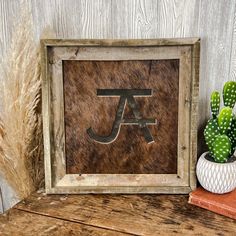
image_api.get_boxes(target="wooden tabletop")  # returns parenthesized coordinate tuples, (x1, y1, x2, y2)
(0, 192, 235, 235)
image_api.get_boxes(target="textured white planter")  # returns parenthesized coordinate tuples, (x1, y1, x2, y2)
(196, 152, 236, 194)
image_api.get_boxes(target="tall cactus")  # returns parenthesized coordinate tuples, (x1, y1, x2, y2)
(210, 91, 220, 118)
(204, 119, 221, 155)
(223, 81, 236, 108)
(212, 135, 231, 163)
(204, 81, 236, 163)
(218, 107, 233, 134)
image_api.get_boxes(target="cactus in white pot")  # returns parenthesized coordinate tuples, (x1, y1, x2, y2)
(196, 81, 236, 194)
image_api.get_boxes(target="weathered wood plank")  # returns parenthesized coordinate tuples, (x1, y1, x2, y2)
(1, 0, 236, 211)
(0, 178, 19, 215)
(30, 0, 54, 39)
(41, 38, 200, 46)
(15, 193, 236, 235)
(0, 0, 20, 58)
(0, 208, 127, 236)
(198, 0, 236, 127)
(0, 187, 3, 213)
(156, 0, 200, 38)
(190, 40, 200, 189)
(112, 0, 158, 38)
(79, 0, 113, 38)
(229, 4, 236, 82)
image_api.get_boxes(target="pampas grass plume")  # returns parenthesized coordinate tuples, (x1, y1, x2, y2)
(0, 2, 43, 199)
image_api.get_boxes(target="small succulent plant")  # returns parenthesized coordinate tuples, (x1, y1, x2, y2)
(204, 81, 236, 163)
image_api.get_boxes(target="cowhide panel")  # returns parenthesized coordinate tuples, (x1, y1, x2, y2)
(63, 59, 179, 174)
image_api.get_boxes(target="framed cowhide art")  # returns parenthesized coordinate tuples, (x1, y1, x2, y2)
(41, 38, 200, 194)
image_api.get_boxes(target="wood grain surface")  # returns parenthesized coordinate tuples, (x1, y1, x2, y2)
(0, 209, 126, 236)
(1, 0, 236, 210)
(63, 59, 179, 174)
(1, 192, 233, 235)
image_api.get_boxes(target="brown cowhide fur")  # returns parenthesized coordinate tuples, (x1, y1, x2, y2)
(63, 60, 179, 174)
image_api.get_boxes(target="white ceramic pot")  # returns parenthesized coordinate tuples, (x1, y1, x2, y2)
(196, 152, 236, 194)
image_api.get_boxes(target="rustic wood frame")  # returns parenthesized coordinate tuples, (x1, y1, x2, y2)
(41, 38, 200, 194)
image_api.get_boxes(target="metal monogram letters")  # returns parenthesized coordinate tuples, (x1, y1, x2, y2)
(87, 89, 157, 144)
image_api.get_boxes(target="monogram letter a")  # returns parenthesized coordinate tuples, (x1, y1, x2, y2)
(87, 89, 157, 144)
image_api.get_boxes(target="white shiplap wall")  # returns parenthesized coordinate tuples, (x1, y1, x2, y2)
(0, 0, 236, 211)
